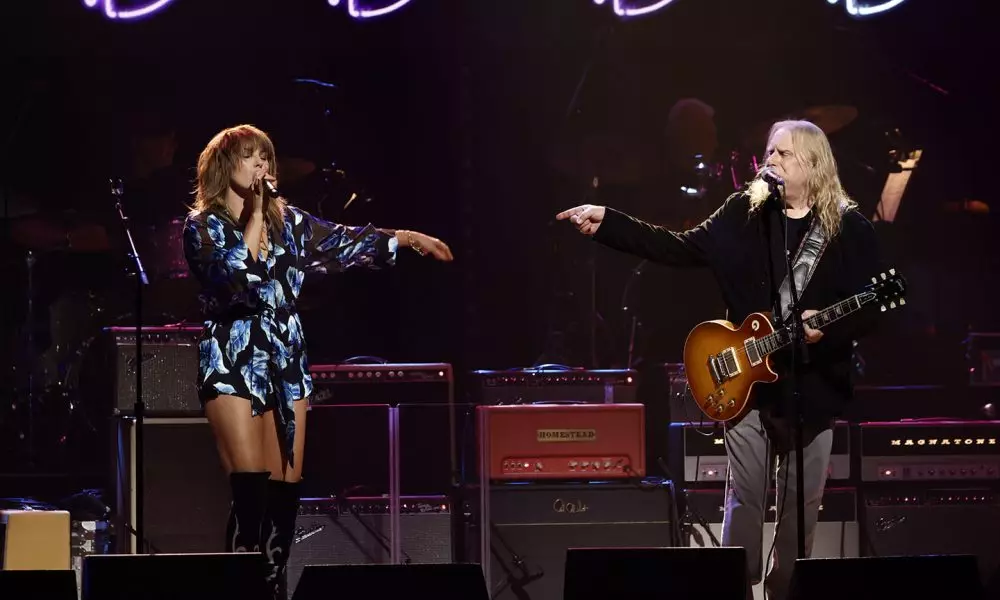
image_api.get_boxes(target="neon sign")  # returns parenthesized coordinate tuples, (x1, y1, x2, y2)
(826, 0, 909, 17)
(83, 0, 909, 21)
(83, 0, 176, 19)
(82, 0, 414, 20)
(592, 0, 678, 18)
(327, 0, 415, 19)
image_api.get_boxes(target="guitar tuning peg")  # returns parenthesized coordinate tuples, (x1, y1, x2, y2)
(889, 268, 896, 275)
(899, 298, 906, 305)
(881, 273, 887, 280)
(872, 277, 878, 283)
(890, 301, 897, 309)
(881, 305, 887, 312)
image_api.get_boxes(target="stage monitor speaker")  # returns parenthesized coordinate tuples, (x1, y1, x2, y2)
(685, 486, 859, 600)
(788, 554, 985, 600)
(564, 547, 747, 600)
(82, 553, 268, 600)
(477, 480, 674, 600)
(114, 417, 229, 553)
(0, 569, 77, 600)
(291, 563, 489, 600)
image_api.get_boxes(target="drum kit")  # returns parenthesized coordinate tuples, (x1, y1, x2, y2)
(549, 103, 861, 207)
(0, 191, 203, 471)
(0, 148, 346, 472)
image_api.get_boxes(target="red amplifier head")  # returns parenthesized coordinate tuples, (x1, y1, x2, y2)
(476, 403, 646, 481)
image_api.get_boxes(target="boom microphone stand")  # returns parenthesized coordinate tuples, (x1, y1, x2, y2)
(111, 179, 149, 552)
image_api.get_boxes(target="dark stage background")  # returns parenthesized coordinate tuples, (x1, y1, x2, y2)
(1, 0, 998, 485)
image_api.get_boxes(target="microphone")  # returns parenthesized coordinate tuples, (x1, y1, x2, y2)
(760, 166, 784, 189)
(758, 166, 784, 204)
(264, 179, 280, 197)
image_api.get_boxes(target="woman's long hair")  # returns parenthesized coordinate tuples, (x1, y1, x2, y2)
(747, 119, 855, 238)
(189, 124, 286, 232)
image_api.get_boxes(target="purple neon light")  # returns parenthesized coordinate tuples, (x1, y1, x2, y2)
(826, 0, 908, 16)
(592, 0, 678, 17)
(83, 0, 176, 19)
(327, 0, 414, 18)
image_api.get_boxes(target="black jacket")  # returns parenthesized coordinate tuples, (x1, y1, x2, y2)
(593, 192, 884, 426)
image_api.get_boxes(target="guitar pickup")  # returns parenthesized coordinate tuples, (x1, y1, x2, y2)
(709, 348, 741, 385)
(744, 337, 762, 366)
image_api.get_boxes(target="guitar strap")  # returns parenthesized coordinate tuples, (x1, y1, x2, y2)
(776, 200, 850, 323)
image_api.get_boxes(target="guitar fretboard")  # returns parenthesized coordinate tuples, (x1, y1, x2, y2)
(754, 293, 869, 356)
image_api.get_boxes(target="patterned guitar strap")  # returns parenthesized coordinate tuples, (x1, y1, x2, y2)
(776, 200, 850, 324)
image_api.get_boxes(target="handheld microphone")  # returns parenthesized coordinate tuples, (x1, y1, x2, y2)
(264, 179, 280, 197)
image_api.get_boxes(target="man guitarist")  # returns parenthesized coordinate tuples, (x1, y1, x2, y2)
(557, 120, 882, 600)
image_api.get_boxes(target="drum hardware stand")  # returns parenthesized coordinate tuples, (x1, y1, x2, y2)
(554, 14, 616, 368)
(110, 178, 150, 552)
(621, 259, 647, 369)
(24, 249, 37, 469)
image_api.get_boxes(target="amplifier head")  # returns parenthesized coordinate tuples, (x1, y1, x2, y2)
(308, 363, 453, 407)
(468, 368, 637, 405)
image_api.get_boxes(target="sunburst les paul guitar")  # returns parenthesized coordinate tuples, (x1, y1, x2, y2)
(683, 269, 907, 422)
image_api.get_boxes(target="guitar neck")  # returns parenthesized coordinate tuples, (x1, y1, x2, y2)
(755, 293, 869, 356)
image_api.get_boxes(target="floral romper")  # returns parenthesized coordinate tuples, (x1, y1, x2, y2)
(183, 205, 397, 465)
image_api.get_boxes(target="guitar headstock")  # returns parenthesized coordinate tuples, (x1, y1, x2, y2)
(866, 268, 907, 312)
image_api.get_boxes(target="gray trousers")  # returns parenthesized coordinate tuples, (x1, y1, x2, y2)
(721, 409, 833, 600)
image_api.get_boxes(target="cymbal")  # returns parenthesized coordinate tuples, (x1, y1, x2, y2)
(549, 132, 651, 186)
(9, 212, 110, 253)
(277, 157, 316, 184)
(741, 105, 858, 150)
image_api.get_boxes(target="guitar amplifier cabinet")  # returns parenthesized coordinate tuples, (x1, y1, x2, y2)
(307, 363, 458, 496)
(684, 486, 859, 600)
(469, 480, 673, 600)
(113, 416, 229, 554)
(468, 368, 637, 406)
(287, 496, 453, 597)
(861, 485, 1000, 594)
(668, 420, 852, 484)
(89, 326, 203, 416)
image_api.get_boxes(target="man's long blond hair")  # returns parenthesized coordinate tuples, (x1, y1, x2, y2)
(189, 124, 286, 231)
(747, 120, 855, 238)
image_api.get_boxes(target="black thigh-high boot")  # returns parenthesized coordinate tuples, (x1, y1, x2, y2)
(261, 479, 301, 600)
(226, 471, 271, 553)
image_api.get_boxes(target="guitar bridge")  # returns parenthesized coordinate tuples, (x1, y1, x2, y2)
(708, 347, 741, 385)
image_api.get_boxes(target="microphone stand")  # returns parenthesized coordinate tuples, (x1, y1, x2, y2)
(777, 191, 808, 561)
(111, 179, 150, 553)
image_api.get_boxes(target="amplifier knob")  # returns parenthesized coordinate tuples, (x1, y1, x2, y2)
(569, 461, 578, 468)
(603, 461, 611, 468)
(535, 462, 543, 471)
(581, 461, 590, 467)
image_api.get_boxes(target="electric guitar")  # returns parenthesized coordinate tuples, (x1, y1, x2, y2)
(682, 269, 907, 422)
